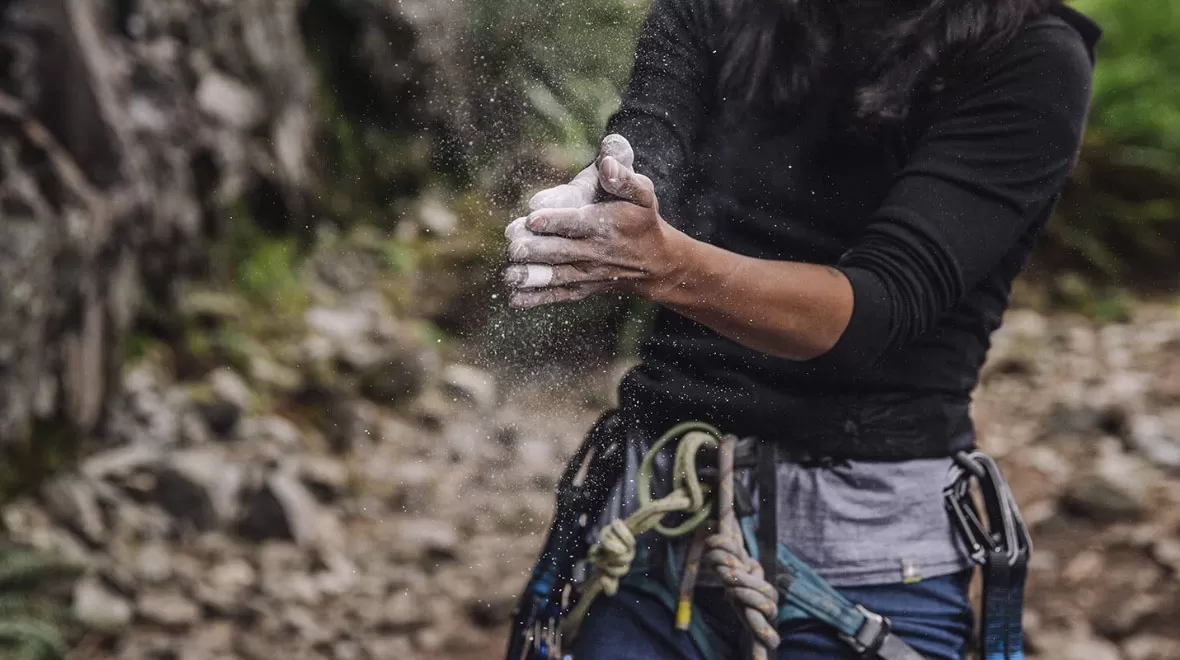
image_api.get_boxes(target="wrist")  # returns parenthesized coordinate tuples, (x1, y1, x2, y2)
(640, 223, 700, 305)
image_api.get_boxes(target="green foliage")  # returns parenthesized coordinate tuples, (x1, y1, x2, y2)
(315, 87, 435, 227)
(1072, 0, 1180, 166)
(237, 238, 308, 316)
(465, 0, 646, 171)
(1038, 1, 1180, 287)
(209, 200, 309, 318)
(0, 546, 82, 660)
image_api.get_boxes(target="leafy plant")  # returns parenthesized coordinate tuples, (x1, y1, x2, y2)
(0, 545, 82, 660)
(1071, 0, 1180, 167)
(465, 0, 646, 174)
(1035, 1, 1180, 288)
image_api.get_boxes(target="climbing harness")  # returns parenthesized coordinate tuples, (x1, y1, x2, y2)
(508, 420, 1031, 660)
(944, 451, 1032, 660)
(561, 422, 781, 658)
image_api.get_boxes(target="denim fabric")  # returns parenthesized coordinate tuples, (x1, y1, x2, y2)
(571, 569, 974, 660)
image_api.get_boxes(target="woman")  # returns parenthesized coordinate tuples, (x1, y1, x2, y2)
(505, 0, 1099, 658)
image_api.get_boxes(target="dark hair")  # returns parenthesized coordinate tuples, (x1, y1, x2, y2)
(719, 0, 1057, 127)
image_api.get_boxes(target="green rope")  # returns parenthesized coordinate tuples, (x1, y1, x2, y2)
(561, 421, 721, 638)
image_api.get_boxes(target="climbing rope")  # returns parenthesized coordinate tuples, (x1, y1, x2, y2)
(702, 430, 780, 659)
(560, 421, 717, 637)
(560, 422, 780, 660)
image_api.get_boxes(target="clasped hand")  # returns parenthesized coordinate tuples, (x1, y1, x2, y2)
(503, 135, 682, 309)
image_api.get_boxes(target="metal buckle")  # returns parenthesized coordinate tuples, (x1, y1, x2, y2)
(840, 604, 892, 658)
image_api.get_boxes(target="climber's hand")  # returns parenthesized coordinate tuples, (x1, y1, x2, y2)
(526, 134, 635, 211)
(504, 153, 686, 308)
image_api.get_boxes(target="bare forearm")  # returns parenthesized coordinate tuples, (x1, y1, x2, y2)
(650, 230, 854, 361)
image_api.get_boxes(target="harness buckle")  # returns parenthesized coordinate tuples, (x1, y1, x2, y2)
(841, 604, 892, 658)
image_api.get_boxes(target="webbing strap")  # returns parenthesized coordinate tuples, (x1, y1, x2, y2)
(739, 518, 926, 660)
(756, 442, 779, 595)
(982, 550, 1029, 660)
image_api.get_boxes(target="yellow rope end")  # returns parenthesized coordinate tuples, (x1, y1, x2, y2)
(675, 599, 693, 630)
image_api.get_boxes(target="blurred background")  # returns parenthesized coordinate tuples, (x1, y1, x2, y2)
(0, 0, 1176, 658)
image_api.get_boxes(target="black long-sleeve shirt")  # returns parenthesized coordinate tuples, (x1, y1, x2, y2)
(609, 0, 1100, 459)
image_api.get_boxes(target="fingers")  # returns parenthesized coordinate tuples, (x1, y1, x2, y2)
(528, 165, 597, 211)
(503, 262, 621, 288)
(504, 216, 530, 242)
(503, 264, 556, 288)
(527, 134, 635, 211)
(528, 160, 601, 211)
(508, 282, 614, 309)
(598, 156, 657, 210)
(507, 234, 600, 264)
(597, 134, 635, 170)
(524, 207, 602, 238)
(507, 207, 606, 262)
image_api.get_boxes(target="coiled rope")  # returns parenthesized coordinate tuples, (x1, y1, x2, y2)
(561, 422, 780, 659)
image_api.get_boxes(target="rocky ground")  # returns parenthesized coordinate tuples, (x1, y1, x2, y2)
(2, 228, 1178, 659)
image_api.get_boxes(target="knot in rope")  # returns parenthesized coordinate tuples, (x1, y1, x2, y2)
(586, 519, 636, 597)
(701, 433, 781, 658)
(703, 523, 781, 657)
(562, 422, 718, 638)
(562, 422, 780, 660)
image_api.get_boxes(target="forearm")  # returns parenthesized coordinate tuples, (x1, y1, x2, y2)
(650, 230, 855, 362)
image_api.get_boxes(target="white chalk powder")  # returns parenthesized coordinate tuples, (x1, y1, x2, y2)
(520, 264, 554, 289)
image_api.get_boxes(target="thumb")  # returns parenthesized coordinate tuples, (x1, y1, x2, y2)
(598, 155, 657, 210)
(596, 134, 635, 170)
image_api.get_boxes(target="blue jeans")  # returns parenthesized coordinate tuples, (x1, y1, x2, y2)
(571, 570, 974, 660)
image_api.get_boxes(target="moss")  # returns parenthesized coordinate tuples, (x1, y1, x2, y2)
(236, 237, 309, 317)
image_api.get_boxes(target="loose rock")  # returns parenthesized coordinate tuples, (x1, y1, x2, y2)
(137, 590, 202, 628)
(42, 477, 107, 545)
(73, 575, 133, 631)
(1062, 473, 1148, 523)
(238, 471, 324, 546)
(154, 449, 243, 530)
(441, 363, 498, 410)
(390, 519, 459, 562)
(298, 455, 350, 502)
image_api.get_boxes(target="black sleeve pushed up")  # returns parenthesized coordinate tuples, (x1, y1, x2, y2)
(817, 21, 1095, 371)
(605, 0, 715, 226)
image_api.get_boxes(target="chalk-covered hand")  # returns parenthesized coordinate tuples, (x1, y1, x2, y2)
(504, 149, 683, 309)
(526, 134, 635, 211)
